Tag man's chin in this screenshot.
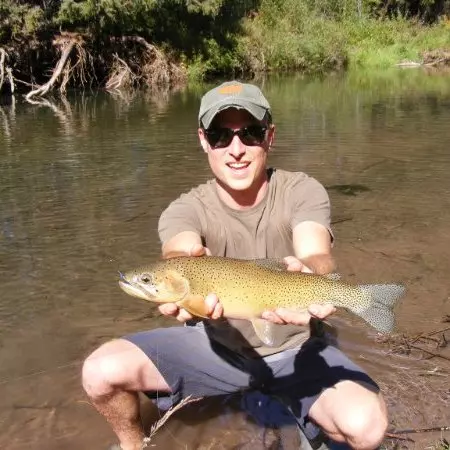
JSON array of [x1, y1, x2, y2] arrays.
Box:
[[224, 178, 253, 191]]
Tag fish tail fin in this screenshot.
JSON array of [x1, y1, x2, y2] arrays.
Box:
[[356, 284, 405, 333]]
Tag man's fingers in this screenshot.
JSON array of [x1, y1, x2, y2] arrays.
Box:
[[283, 256, 303, 272], [205, 293, 218, 313], [176, 308, 194, 322], [158, 303, 178, 316], [273, 308, 312, 326], [308, 303, 336, 319], [205, 293, 223, 319], [211, 302, 223, 319], [158, 303, 193, 322], [263, 304, 336, 326], [261, 311, 286, 324], [189, 244, 212, 257]]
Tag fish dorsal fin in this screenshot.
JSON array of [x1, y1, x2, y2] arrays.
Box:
[[324, 272, 341, 281], [177, 294, 210, 319], [250, 318, 278, 346], [251, 258, 287, 271]]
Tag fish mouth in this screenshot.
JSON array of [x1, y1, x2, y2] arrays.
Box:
[[118, 271, 158, 301]]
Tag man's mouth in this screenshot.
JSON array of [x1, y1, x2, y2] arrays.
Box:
[[227, 162, 250, 170]]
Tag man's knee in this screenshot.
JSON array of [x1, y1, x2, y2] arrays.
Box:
[[82, 338, 146, 399], [310, 381, 388, 450], [339, 396, 388, 449]]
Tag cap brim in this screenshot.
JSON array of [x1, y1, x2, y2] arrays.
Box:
[[200, 99, 268, 129]]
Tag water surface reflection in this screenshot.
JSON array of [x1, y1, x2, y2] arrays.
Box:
[[0, 69, 449, 449]]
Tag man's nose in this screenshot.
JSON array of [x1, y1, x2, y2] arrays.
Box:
[[228, 135, 245, 157]]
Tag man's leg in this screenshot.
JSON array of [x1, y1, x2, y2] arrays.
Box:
[[308, 380, 388, 450], [82, 325, 253, 450], [82, 338, 170, 450], [266, 337, 387, 450]]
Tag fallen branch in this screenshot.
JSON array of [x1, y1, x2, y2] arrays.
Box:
[[105, 54, 139, 91], [6, 68, 14, 93], [25, 32, 85, 101], [108, 35, 186, 90], [0, 48, 6, 91], [389, 425, 450, 434], [143, 395, 203, 446], [385, 432, 415, 442], [409, 344, 450, 361]]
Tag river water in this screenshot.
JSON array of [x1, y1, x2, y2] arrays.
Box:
[[0, 69, 449, 449]]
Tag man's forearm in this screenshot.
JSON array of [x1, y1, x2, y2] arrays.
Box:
[[300, 253, 337, 275]]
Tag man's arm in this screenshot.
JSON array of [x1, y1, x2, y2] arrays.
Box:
[[161, 231, 205, 258], [263, 220, 337, 325], [292, 220, 336, 275], [159, 232, 222, 321]]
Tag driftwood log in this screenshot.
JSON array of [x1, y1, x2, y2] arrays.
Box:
[[0, 47, 15, 94], [25, 32, 86, 101]]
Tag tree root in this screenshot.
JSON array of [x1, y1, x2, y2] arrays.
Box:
[[106, 35, 186, 91], [105, 54, 139, 91], [0, 47, 15, 94], [25, 32, 92, 102]]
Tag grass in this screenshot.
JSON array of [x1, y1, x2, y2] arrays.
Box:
[[229, 1, 450, 75], [345, 16, 450, 69]]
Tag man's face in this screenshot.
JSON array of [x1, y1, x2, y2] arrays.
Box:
[[198, 108, 275, 192]]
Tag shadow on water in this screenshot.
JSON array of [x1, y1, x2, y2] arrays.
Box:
[[0, 68, 450, 449], [326, 184, 371, 196]]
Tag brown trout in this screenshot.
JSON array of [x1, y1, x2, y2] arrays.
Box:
[[118, 256, 405, 345]]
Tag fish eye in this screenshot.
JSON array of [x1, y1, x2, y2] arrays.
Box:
[[140, 273, 153, 284]]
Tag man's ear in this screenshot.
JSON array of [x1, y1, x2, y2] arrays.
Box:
[[267, 124, 275, 150], [198, 128, 209, 153]]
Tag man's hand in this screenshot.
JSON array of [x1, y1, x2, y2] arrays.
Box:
[[262, 255, 337, 326], [283, 255, 312, 273], [158, 243, 223, 322], [158, 292, 224, 322]]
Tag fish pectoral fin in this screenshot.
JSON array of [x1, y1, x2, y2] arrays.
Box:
[[177, 295, 209, 319], [164, 270, 190, 296], [250, 318, 278, 347]]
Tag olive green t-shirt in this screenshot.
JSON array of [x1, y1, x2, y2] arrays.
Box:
[[158, 168, 333, 357]]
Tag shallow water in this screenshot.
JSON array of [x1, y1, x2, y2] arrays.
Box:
[[0, 68, 449, 449]]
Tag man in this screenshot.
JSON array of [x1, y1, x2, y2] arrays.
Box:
[[82, 81, 388, 450]]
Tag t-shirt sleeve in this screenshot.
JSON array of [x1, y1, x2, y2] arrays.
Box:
[[289, 175, 333, 236], [158, 194, 202, 245]]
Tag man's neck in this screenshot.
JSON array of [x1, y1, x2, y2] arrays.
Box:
[[215, 173, 269, 211]]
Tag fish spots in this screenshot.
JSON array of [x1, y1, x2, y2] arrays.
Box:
[[121, 256, 404, 333]]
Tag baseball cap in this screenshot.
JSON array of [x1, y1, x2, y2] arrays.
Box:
[[198, 81, 271, 129]]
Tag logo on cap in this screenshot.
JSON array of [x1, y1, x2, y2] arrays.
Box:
[[218, 84, 243, 95]]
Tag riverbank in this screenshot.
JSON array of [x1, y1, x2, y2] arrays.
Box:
[[0, 1, 449, 100]]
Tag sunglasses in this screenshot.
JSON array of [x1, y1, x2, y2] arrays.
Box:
[[204, 125, 268, 149]]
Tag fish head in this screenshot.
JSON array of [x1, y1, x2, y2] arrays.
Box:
[[118, 265, 190, 303]]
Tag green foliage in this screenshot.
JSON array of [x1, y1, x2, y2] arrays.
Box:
[[238, 0, 349, 72], [0, 1, 46, 42], [236, 0, 450, 74], [0, 0, 449, 86], [345, 16, 450, 68], [187, 36, 242, 80], [183, 0, 225, 15], [56, 0, 158, 35]]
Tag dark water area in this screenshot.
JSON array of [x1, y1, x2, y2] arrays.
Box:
[[0, 69, 449, 449]]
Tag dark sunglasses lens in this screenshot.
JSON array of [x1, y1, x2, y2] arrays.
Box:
[[240, 126, 266, 145], [205, 128, 233, 148], [205, 126, 267, 148]]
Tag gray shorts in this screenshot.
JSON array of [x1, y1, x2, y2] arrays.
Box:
[[124, 323, 378, 441]]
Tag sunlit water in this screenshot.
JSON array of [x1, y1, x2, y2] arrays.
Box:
[[1, 69, 449, 449]]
